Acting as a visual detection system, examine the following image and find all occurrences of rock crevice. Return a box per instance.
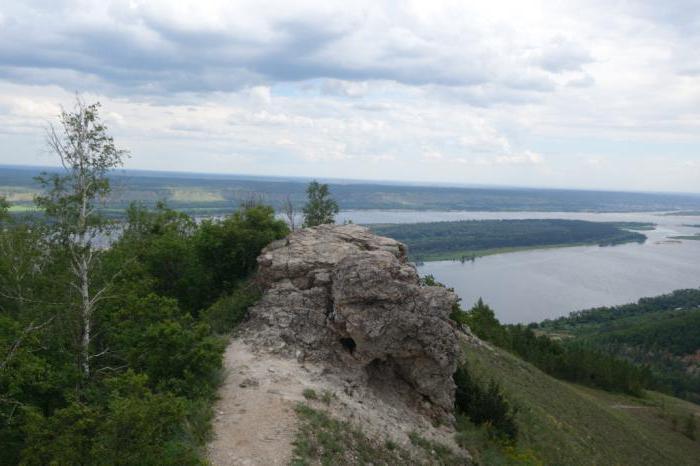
[246,224,460,418]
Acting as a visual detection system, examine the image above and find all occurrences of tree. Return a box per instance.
[35,98,128,379]
[282,194,297,231]
[302,181,339,228]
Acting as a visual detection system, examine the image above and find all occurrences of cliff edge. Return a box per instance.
[248,224,461,419]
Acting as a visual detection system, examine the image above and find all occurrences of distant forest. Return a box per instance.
[3,166,700,215]
[371,219,649,261]
[538,289,700,403]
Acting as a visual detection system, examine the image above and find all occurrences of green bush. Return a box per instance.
[19,387,204,466]
[201,285,261,334]
[454,363,518,440]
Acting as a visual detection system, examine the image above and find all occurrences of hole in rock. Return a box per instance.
[340,337,356,354]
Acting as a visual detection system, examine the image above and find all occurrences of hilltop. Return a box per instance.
[206,225,700,465]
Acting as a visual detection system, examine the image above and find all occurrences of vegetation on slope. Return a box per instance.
[463,340,700,465]
[372,219,648,261]
[449,297,653,396]
[0,201,288,465]
[292,403,468,466]
[538,289,700,403]
[0,98,290,465]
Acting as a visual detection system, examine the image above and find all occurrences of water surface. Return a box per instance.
[335,210,700,324]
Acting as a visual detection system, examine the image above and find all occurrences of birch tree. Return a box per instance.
[35,98,128,379]
[282,194,297,231]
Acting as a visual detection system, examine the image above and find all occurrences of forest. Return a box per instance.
[449,297,653,396]
[0,200,288,465]
[0,101,294,464]
[371,219,649,261]
[538,289,700,403]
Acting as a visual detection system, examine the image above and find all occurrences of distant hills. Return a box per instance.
[2,165,700,215]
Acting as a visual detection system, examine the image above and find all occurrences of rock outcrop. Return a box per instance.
[246,224,460,419]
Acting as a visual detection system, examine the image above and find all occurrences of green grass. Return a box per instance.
[291,403,419,465]
[462,341,700,465]
[407,432,471,465]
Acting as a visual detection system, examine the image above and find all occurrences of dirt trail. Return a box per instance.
[208,336,464,465]
[207,339,305,466]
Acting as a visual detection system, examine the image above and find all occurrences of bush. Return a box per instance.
[19,387,204,466]
[201,285,260,334]
[454,363,518,440]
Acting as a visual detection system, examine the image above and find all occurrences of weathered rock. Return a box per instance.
[246,224,460,419]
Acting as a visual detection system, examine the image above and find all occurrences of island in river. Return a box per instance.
[371,219,651,262]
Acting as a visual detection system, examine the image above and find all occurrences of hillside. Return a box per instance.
[371,219,649,261]
[463,339,700,465]
[203,225,699,466]
[539,289,700,403]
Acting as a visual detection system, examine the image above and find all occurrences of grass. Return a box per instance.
[291,403,418,466]
[462,341,700,465]
[408,432,471,465]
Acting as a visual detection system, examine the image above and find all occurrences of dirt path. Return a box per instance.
[208,336,465,465]
[207,339,306,466]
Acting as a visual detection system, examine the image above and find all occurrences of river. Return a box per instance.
[335,210,700,324]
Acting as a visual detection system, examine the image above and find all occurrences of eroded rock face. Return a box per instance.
[247,224,460,418]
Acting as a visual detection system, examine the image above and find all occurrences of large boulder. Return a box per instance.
[246,224,460,418]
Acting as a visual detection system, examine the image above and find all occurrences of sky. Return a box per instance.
[0,0,699,193]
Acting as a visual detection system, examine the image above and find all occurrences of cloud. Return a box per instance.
[0,0,598,97]
[0,0,699,192]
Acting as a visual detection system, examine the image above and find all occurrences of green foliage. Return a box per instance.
[19,374,204,466]
[302,181,339,227]
[118,202,286,312]
[302,388,318,400]
[683,413,697,441]
[292,403,434,465]
[195,205,288,294]
[407,432,470,465]
[454,363,518,440]
[372,219,647,261]
[463,300,653,396]
[34,99,128,240]
[462,339,700,465]
[454,417,542,466]
[0,192,282,462]
[539,289,700,402]
[0,197,9,220]
[201,285,260,334]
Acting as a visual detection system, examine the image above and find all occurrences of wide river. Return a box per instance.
[336,210,700,324]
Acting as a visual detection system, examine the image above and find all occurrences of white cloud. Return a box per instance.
[0,0,698,192]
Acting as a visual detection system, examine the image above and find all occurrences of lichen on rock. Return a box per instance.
[246,224,460,419]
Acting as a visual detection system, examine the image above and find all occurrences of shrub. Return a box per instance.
[201,285,260,334]
[454,363,518,440]
[683,414,697,441]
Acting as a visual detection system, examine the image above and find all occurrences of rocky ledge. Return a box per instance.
[245,224,460,419]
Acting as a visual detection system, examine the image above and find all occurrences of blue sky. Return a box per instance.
[0,0,699,192]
